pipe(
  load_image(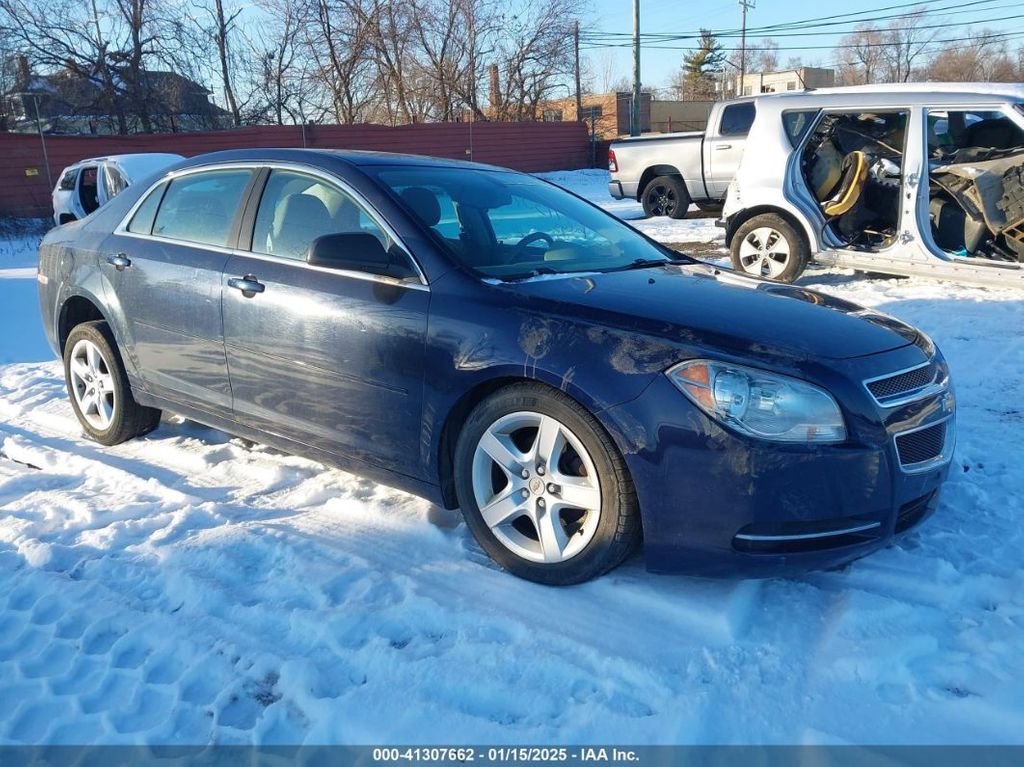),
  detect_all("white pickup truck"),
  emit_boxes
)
[607,98,756,218]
